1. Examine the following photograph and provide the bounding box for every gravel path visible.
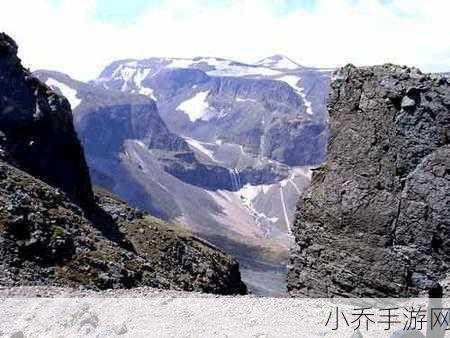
[0,287,439,337]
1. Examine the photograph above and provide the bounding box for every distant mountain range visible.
[35,55,332,295]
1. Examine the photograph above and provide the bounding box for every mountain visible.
[0,32,246,295]
[288,64,450,297]
[35,56,332,295]
[255,54,303,70]
[93,56,330,166]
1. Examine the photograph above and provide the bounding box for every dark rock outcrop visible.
[288,64,449,297]
[161,152,289,191]
[0,33,93,205]
[34,70,190,157]
[77,92,189,157]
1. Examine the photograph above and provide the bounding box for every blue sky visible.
[50,0,317,24]
[94,0,160,24]
[51,0,161,24]
[1,0,449,80]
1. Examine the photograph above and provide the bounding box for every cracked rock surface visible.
[287,64,449,297]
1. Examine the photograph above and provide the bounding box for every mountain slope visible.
[0,160,246,294]
[255,55,303,70]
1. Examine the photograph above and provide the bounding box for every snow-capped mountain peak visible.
[255,55,302,70]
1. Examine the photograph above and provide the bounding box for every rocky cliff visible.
[0,34,93,205]
[0,33,246,295]
[288,64,449,297]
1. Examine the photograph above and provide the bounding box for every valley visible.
[35,54,331,295]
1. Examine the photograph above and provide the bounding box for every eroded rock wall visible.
[288,64,449,297]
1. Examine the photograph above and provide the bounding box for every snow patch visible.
[134,140,147,149]
[279,187,291,234]
[134,68,152,88]
[139,87,157,101]
[45,78,81,109]
[152,56,282,78]
[278,75,314,116]
[129,140,149,172]
[184,137,215,161]
[256,55,301,70]
[109,62,152,92]
[236,97,258,103]
[237,184,280,236]
[167,58,195,69]
[238,183,272,202]
[292,167,312,180]
[207,64,281,77]
[177,91,210,122]
[239,184,262,202]
[279,167,312,194]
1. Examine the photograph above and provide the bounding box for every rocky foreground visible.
[0,161,246,294]
[0,32,246,295]
[288,64,449,297]
[0,286,442,338]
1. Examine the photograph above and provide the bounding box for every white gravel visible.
[0,286,440,337]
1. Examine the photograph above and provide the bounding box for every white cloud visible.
[0,0,448,81]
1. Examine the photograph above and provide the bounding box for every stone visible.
[113,323,128,335]
[401,96,416,108]
[9,332,25,338]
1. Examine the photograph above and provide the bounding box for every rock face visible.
[288,64,449,297]
[0,34,93,205]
